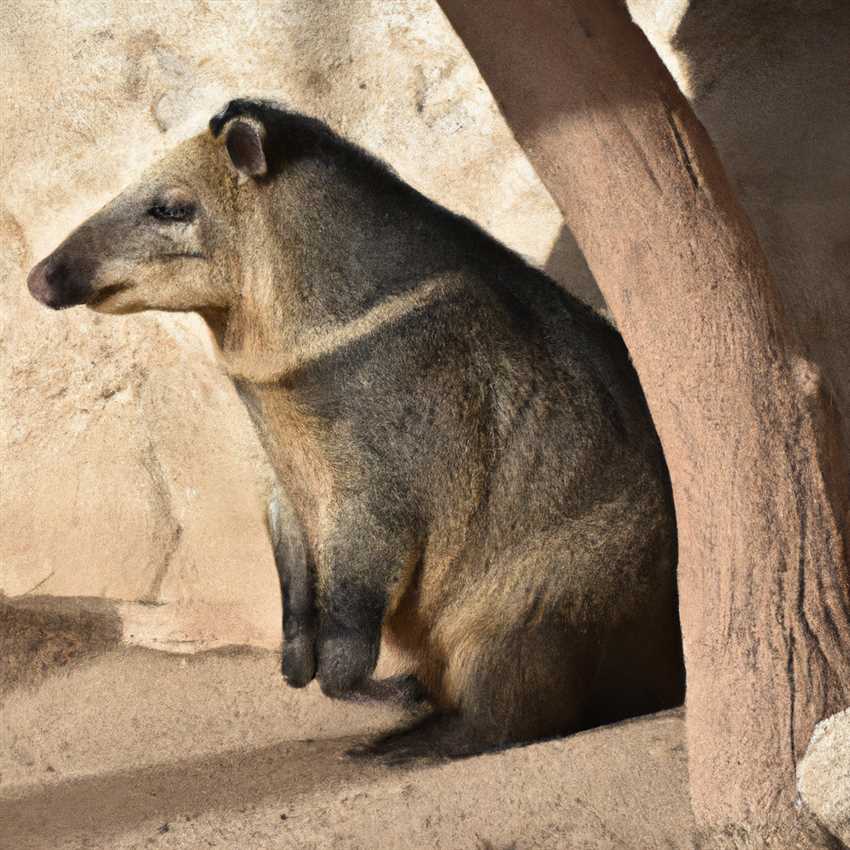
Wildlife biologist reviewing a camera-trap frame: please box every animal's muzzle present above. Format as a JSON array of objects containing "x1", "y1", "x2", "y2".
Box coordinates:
[{"x1": 27, "y1": 254, "x2": 93, "y2": 310}]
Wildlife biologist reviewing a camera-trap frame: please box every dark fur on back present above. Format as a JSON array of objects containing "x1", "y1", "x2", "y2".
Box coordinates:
[{"x1": 210, "y1": 98, "x2": 626, "y2": 365}]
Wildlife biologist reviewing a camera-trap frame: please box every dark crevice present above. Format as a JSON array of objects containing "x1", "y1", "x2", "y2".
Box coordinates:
[
  {"x1": 139, "y1": 440, "x2": 184, "y2": 603},
  {"x1": 665, "y1": 106, "x2": 701, "y2": 192}
]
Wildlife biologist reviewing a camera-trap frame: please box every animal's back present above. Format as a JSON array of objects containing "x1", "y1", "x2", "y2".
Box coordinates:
[{"x1": 343, "y1": 238, "x2": 683, "y2": 739}]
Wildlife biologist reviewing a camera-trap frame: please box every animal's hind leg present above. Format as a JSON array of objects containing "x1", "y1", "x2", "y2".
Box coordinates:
[
  {"x1": 346, "y1": 712, "x2": 473, "y2": 765},
  {"x1": 348, "y1": 622, "x2": 589, "y2": 764},
  {"x1": 445, "y1": 622, "x2": 591, "y2": 747}
]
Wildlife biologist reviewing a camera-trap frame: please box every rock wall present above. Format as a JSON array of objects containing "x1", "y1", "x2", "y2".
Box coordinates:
[
  {"x1": 0, "y1": 0, "x2": 588, "y2": 650},
  {"x1": 4, "y1": 0, "x2": 849, "y2": 653}
]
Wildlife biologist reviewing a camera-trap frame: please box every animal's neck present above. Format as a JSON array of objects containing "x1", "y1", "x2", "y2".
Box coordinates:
[
  {"x1": 209, "y1": 271, "x2": 462, "y2": 385},
  {"x1": 202, "y1": 160, "x2": 480, "y2": 383},
  {"x1": 288, "y1": 162, "x2": 469, "y2": 320}
]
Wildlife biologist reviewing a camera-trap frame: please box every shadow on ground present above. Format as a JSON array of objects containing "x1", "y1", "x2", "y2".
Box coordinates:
[
  {"x1": 1, "y1": 733, "x2": 385, "y2": 850},
  {"x1": 1, "y1": 596, "x2": 697, "y2": 849},
  {"x1": 0, "y1": 595, "x2": 123, "y2": 696}
]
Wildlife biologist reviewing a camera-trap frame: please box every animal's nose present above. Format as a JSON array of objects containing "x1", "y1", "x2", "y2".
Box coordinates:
[{"x1": 27, "y1": 255, "x2": 89, "y2": 310}]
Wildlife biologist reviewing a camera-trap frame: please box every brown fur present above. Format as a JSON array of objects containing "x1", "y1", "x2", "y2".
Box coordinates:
[{"x1": 26, "y1": 99, "x2": 683, "y2": 759}]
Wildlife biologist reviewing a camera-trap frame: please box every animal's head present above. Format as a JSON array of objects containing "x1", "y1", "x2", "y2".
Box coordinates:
[
  {"x1": 26, "y1": 99, "x2": 459, "y2": 380},
  {"x1": 26, "y1": 99, "x2": 360, "y2": 319}
]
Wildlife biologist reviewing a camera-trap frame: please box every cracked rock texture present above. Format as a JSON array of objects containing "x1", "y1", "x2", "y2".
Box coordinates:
[{"x1": 1, "y1": 0, "x2": 594, "y2": 650}]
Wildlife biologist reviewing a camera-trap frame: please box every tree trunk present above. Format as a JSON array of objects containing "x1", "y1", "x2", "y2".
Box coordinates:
[{"x1": 436, "y1": 0, "x2": 850, "y2": 843}]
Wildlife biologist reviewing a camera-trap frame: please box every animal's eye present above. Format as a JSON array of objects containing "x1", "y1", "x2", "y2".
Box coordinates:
[{"x1": 148, "y1": 203, "x2": 196, "y2": 223}]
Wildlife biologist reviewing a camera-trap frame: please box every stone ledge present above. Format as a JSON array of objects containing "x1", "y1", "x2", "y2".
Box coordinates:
[{"x1": 0, "y1": 635, "x2": 695, "y2": 850}]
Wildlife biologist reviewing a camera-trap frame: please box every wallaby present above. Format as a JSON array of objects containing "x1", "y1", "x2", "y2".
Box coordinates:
[{"x1": 27, "y1": 99, "x2": 683, "y2": 761}]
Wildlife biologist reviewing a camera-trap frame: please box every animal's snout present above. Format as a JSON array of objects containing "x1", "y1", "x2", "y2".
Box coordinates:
[{"x1": 27, "y1": 254, "x2": 91, "y2": 310}]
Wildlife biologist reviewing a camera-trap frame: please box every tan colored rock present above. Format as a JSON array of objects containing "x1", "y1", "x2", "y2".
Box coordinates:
[
  {"x1": 797, "y1": 708, "x2": 850, "y2": 845},
  {"x1": 1, "y1": 0, "x2": 583, "y2": 650}
]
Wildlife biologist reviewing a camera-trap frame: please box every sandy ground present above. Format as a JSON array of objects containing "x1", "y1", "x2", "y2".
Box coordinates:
[{"x1": 0, "y1": 597, "x2": 698, "y2": 850}]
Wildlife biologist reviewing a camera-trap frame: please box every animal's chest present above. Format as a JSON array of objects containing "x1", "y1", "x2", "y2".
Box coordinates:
[{"x1": 232, "y1": 379, "x2": 336, "y2": 544}]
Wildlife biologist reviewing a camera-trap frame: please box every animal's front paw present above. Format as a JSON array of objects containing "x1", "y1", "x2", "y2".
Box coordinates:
[
  {"x1": 282, "y1": 633, "x2": 316, "y2": 688},
  {"x1": 316, "y1": 621, "x2": 379, "y2": 698}
]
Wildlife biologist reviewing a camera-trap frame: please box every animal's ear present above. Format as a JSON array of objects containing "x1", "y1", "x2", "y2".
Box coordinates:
[{"x1": 223, "y1": 117, "x2": 268, "y2": 178}]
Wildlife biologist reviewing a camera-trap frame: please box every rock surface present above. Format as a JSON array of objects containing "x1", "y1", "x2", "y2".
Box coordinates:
[{"x1": 797, "y1": 708, "x2": 850, "y2": 846}]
